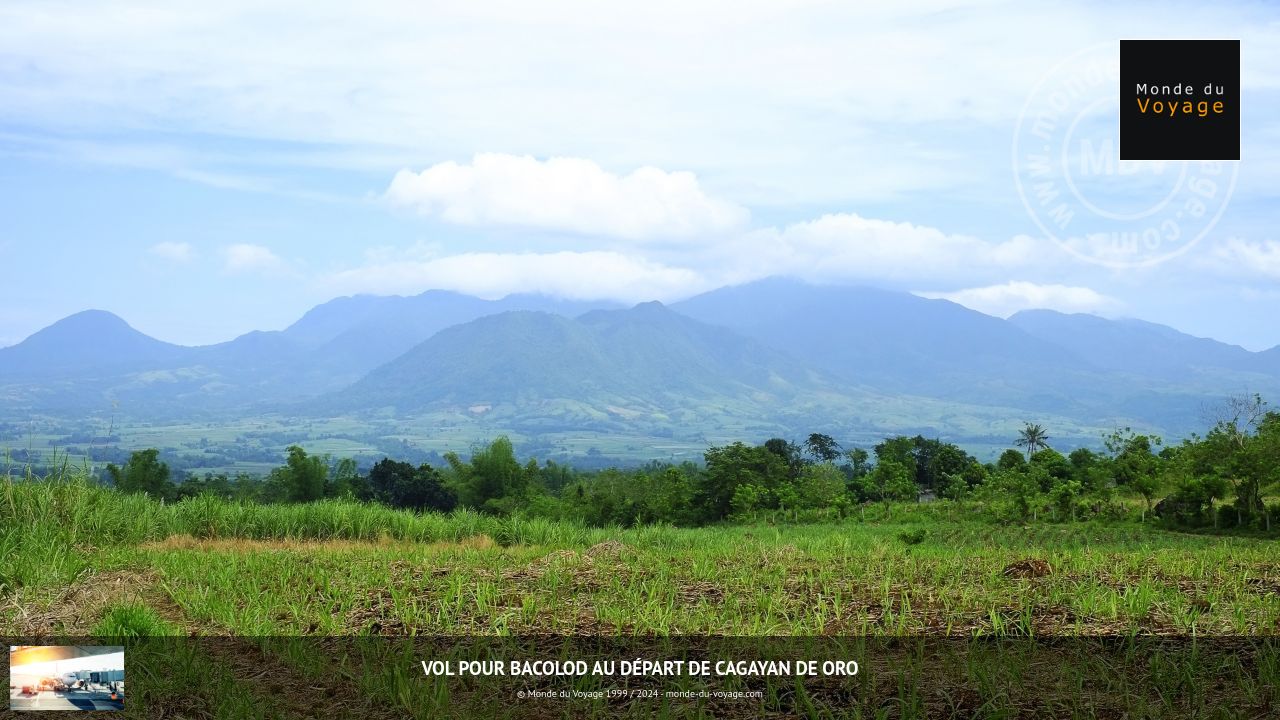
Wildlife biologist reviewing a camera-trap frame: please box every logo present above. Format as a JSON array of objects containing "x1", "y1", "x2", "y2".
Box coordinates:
[
  {"x1": 1120, "y1": 40, "x2": 1240, "y2": 161},
  {"x1": 1013, "y1": 43, "x2": 1238, "y2": 268}
]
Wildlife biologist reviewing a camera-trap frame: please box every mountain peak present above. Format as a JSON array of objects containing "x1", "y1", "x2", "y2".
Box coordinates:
[
  {"x1": 21, "y1": 309, "x2": 152, "y2": 346},
  {"x1": 578, "y1": 301, "x2": 682, "y2": 328},
  {"x1": 49, "y1": 308, "x2": 132, "y2": 329},
  {"x1": 0, "y1": 308, "x2": 182, "y2": 379},
  {"x1": 630, "y1": 300, "x2": 670, "y2": 314}
]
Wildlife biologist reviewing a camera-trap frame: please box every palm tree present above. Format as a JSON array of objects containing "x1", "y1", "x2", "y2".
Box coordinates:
[{"x1": 1016, "y1": 423, "x2": 1050, "y2": 460}]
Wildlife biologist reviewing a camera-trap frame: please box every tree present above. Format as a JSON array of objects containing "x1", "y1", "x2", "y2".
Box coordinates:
[
  {"x1": 986, "y1": 468, "x2": 1038, "y2": 521},
  {"x1": 277, "y1": 445, "x2": 329, "y2": 502},
  {"x1": 844, "y1": 448, "x2": 871, "y2": 478},
  {"x1": 1109, "y1": 433, "x2": 1162, "y2": 520},
  {"x1": 803, "y1": 433, "x2": 842, "y2": 463},
  {"x1": 368, "y1": 458, "x2": 459, "y2": 512},
  {"x1": 330, "y1": 457, "x2": 366, "y2": 500},
  {"x1": 873, "y1": 437, "x2": 919, "y2": 485},
  {"x1": 231, "y1": 472, "x2": 260, "y2": 502},
  {"x1": 763, "y1": 438, "x2": 805, "y2": 479},
  {"x1": 403, "y1": 464, "x2": 458, "y2": 512},
  {"x1": 1051, "y1": 479, "x2": 1083, "y2": 522},
  {"x1": 940, "y1": 472, "x2": 969, "y2": 501},
  {"x1": 1015, "y1": 423, "x2": 1050, "y2": 460},
  {"x1": 106, "y1": 448, "x2": 174, "y2": 499},
  {"x1": 645, "y1": 467, "x2": 695, "y2": 525},
  {"x1": 869, "y1": 460, "x2": 915, "y2": 517},
  {"x1": 1068, "y1": 447, "x2": 1110, "y2": 492},
  {"x1": 797, "y1": 462, "x2": 848, "y2": 514},
  {"x1": 919, "y1": 439, "x2": 977, "y2": 492},
  {"x1": 775, "y1": 483, "x2": 802, "y2": 521},
  {"x1": 996, "y1": 449, "x2": 1027, "y2": 472},
  {"x1": 1029, "y1": 448, "x2": 1072, "y2": 492},
  {"x1": 173, "y1": 472, "x2": 233, "y2": 501},
  {"x1": 1158, "y1": 472, "x2": 1227, "y2": 527},
  {"x1": 730, "y1": 483, "x2": 765, "y2": 522},
  {"x1": 448, "y1": 436, "x2": 527, "y2": 513},
  {"x1": 1208, "y1": 396, "x2": 1277, "y2": 530},
  {"x1": 700, "y1": 442, "x2": 790, "y2": 521},
  {"x1": 368, "y1": 458, "x2": 414, "y2": 505}
]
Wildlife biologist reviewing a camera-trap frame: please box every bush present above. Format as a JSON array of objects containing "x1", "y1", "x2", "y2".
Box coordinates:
[
  {"x1": 1217, "y1": 505, "x2": 1238, "y2": 529},
  {"x1": 897, "y1": 527, "x2": 928, "y2": 546}
]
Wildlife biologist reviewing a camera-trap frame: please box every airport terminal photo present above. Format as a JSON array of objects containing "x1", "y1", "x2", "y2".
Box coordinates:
[{"x1": 9, "y1": 646, "x2": 124, "y2": 712}]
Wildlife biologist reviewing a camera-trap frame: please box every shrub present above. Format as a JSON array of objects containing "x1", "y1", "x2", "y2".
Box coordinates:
[{"x1": 897, "y1": 527, "x2": 928, "y2": 546}]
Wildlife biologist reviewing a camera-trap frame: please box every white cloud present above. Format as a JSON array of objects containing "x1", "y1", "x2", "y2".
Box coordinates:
[
  {"x1": 320, "y1": 210, "x2": 1077, "y2": 305},
  {"x1": 5, "y1": 2, "x2": 1273, "y2": 204},
  {"x1": 1205, "y1": 237, "x2": 1280, "y2": 279},
  {"x1": 149, "y1": 241, "x2": 194, "y2": 263},
  {"x1": 322, "y1": 250, "x2": 707, "y2": 303},
  {"x1": 385, "y1": 154, "x2": 747, "y2": 240},
  {"x1": 720, "y1": 214, "x2": 1051, "y2": 285},
  {"x1": 223, "y1": 243, "x2": 283, "y2": 273},
  {"x1": 915, "y1": 281, "x2": 1118, "y2": 318}
]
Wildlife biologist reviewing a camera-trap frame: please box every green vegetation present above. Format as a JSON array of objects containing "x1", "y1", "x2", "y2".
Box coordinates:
[
  {"x1": 42, "y1": 396, "x2": 1274, "y2": 538},
  {"x1": 5, "y1": 395, "x2": 1279, "y2": 717},
  {"x1": 5, "y1": 453, "x2": 1280, "y2": 717},
  {"x1": 5, "y1": 469, "x2": 1280, "y2": 637}
]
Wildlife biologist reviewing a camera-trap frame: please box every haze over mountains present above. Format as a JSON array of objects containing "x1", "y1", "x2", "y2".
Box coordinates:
[{"x1": 2, "y1": 278, "x2": 1277, "y2": 442}]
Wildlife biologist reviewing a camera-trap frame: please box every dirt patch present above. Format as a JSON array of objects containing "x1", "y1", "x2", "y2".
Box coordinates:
[
  {"x1": 344, "y1": 587, "x2": 408, "y2": 636},
  {"x1": 505, "y1": 549, "x2": 589, "y2": 582},
  {"x1": 674, "y1": 581, "x2": 726, "y2": 604},
  {"x1": 1002, "y1": 558, "x2": 1053, "y2": 579},
  {"x1": 1244, "y1": 577, "x2": 1280, "y2": 596},
  {"x1": 9, "y1": 568, "x2": 198, "y2": 637},
  {"x1": 585, "y1": 540, "x2": 629, "y2": 559}
]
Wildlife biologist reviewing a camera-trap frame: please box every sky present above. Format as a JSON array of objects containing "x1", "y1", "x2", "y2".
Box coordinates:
[
  {"x1": 10, "y1": 650, "x2": 125, "y2": 679},
  {"x1": 1, "y1": 1, "x2": 1278, "y2": 350}
]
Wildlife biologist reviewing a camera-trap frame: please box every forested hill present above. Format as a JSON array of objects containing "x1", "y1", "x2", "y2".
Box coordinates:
[
  {"x1": 3, "y1": 278, "x2": 1279, "y2": 441},
  {"x1": 326, "y1": 302, "x2": 827, "y2": 414}
]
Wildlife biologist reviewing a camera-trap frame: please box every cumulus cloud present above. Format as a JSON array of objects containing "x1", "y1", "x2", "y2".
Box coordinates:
[
  {"x1": 915, "y1": 281, "x2": 1119, "y2": 318},
  {"x1": 385, "y1": 154, "x2": 747, "y2": 240},
  {"x1": 722, "y1": 214, "x2": 1050, "y2": 285},
  {"x1": 2, "y1": 2, "x2": 1276, "y2": 211},
  {"x1": 1206, "y1": 237, "x2": 1280, "y2": 279},
  {"x1": 321, "y1": 211, "x2": 1072, "y2": 305},
  {"x1": 149, "y1": 241, "x2": 194, "y2": 262},
  {"x1": 322, "y1": 250, "x2": 707, "y2": 303},
  {"x1": 223, "y1": 243, "x2": 284, "y2": 273}
]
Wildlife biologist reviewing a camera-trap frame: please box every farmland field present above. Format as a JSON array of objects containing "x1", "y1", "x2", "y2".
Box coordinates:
[
  {"x1": 1, "y1": 404, "x2": 1116, "y2": 478},
  {"x1": 4, "y1": 476, "x2": 1280, "y2": 718},
  {"x1": 17, "y1": 522, "x2": 1280, "y2": 638}
]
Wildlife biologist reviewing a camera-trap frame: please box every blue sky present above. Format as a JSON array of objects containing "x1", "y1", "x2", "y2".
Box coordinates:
[{"x1": 1, "y1": 1, "x2": 1278, "y2": 349}]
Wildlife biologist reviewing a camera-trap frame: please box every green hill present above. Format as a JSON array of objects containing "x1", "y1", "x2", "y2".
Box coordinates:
[{"x1": 329, "y1": 303, "x2": 824, "y2": 417}]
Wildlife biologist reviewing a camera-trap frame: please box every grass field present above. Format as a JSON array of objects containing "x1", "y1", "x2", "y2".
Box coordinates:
[
  {"x1": 4, "y1": 476, "x2": 1279, "y2": 718},
  {"x1": 5, "y1": 475, "x2": 1280, "y2": 637}
]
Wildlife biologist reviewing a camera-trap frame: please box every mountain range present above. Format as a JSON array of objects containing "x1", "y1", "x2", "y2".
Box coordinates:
[{"x1": 2, "y1": 278, "x2": 1277, "y2": 442}]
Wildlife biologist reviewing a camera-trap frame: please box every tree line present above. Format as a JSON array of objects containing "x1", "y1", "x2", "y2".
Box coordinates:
[{"x1": 100, "y1": 395, "x2": 1280, "y2": 532}]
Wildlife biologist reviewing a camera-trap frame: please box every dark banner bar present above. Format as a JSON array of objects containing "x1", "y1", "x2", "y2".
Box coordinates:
[{"x1": 5, "y1": 636, "x2": 1277, "y2": 719}]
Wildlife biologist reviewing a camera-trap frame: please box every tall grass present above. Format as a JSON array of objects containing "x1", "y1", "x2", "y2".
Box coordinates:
[{"x1": 1, "y1": 470, "x2": 616, "y2": 595}]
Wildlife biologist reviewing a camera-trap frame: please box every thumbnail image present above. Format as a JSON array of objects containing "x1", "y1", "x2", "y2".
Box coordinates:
[{"x1": 9, "y1": 646, "x2": 124, "y2": 712}]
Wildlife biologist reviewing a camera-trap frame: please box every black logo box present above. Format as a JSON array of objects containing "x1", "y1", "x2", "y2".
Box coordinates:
[{"x1": 1120, "y1": 39, "x2": 1240, "y2": 160}]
